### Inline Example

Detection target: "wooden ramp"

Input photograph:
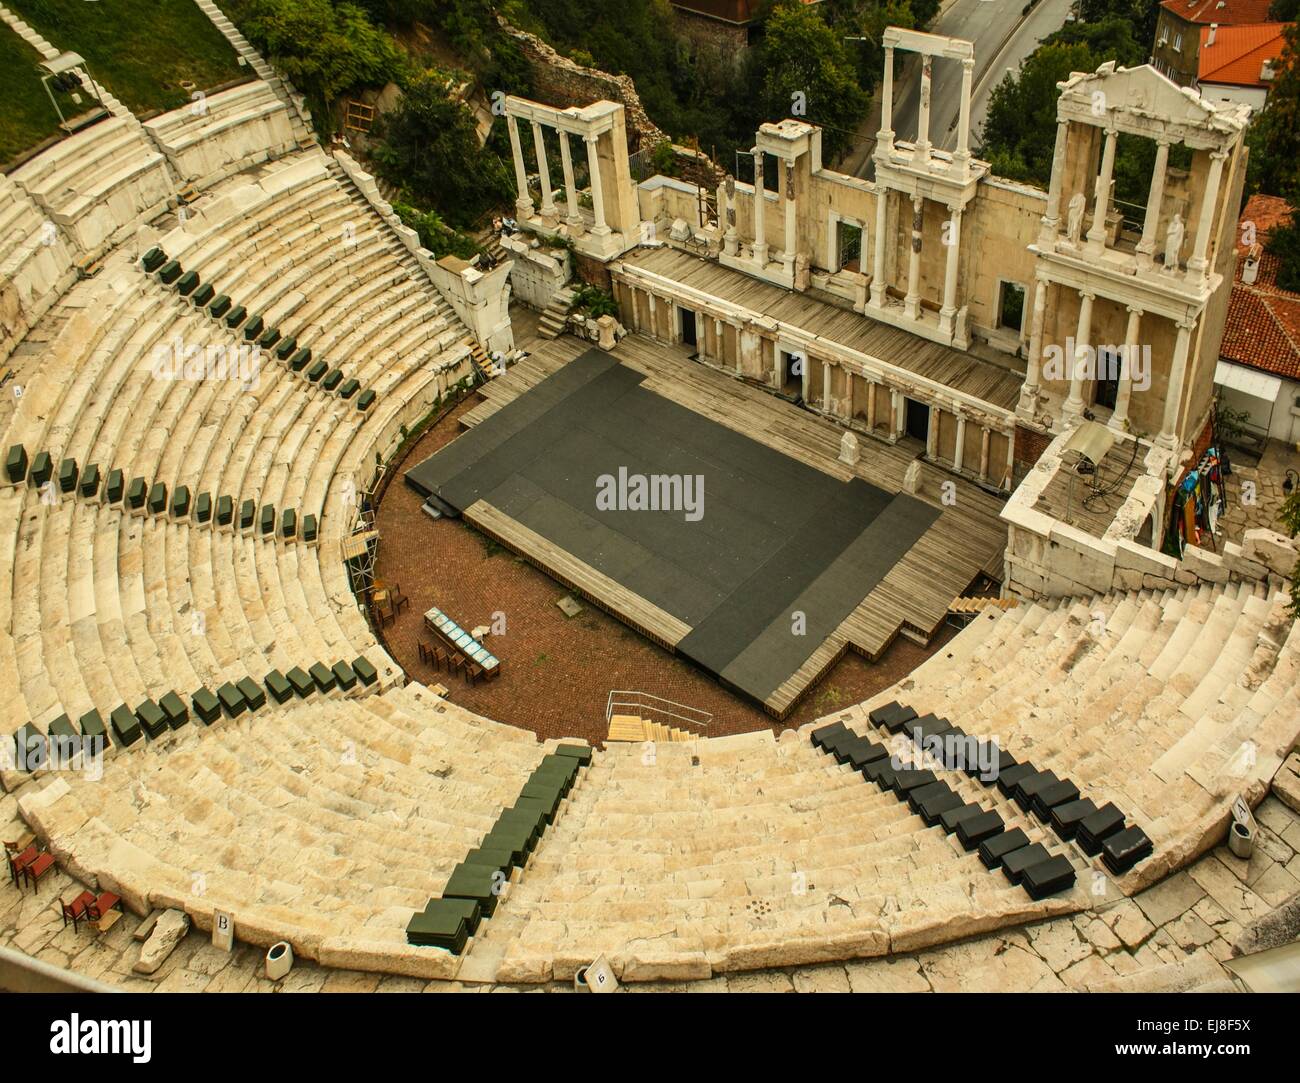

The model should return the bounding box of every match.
[606,714,698,743]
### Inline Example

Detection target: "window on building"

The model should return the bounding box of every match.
[1173,31,1182,50]
[997,282,1026,332]
[1160,25,1168,45]
[836,220,863,273]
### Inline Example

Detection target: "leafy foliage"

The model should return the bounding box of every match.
[390,199,482,259]
[571,283,618,319]
[756,0,868,161]
[1245,25,1300,202]
[372,68,513,227]
[1266,209,1300,293]
[227,0,403,131]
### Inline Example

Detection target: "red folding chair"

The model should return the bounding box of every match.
[23,851,55,891]
[61,890,96,929]
[87,891,122,921]
[8,844,37,888]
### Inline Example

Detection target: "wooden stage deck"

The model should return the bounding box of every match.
[458,332,1009,718]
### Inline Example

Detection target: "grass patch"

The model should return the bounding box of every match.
[0,25,63,164]
[7,0,246,115]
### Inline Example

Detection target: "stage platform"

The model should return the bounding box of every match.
[407,338,1007,717]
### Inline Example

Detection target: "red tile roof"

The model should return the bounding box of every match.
[1198,22,1289,86]
[1222,196,1300,380]
[1160,0,1277,26]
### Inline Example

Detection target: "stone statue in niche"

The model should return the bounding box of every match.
[1164,212,1184,270]
[1066,193,1086,244]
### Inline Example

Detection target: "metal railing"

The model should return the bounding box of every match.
[605,690,712,730]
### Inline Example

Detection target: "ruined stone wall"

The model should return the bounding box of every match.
[499,17,725,190]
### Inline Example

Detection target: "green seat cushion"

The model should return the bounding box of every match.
[141,247,167,272]
[405,900,470,953]
[259,504,275,535]
[288,348,311,372]
[79,463,100,498]
[208,294,231,319]
[135,699,168,739]
[238,499,255,530]
[191,282,215,307]
[286,666,314,698]
[216,681,246,718]
[305,359,328,383]
[110,704,142,747]
[321,367,343,392]
[510,795,555,826]
[192,688,221,725]
[126,476,147,508]
[13,723,45,771]
[194,491,212,523]
[175,270,200,296]
[337,378,360,400]
[302,514,318,543]
[275,336,297,361]
[356,389,376,412]
[462,844,518,875]
[57,457,78,493]
[554,744,593,766]
[243,314,264,340]
[147,482,168,514]
[29,451,52,488]
[281,508,297,539]
[216,494,234,525]
[236,676,267,711]
[105,468,124,504]
[159,691,189,729]
[224,304,247,329]
[442,863,501,917]
[264,669,292,704]
[78,709,108,744]
[331,660,356,691]
[258,327,281,349]
[309,662,336,693]
[157,259,182,284]
[171,485,191,519]
[352,655,377,685]
[5,444,27,484]
[47,714,77,739]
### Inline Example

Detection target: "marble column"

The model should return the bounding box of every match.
[979,426,991,482]
[915,56,933,164]
[782,161,797,278]
[1158,318,1196,449]
[1136,139,1169,266]
[559,131,582,230]
[926,406,939,459]
[954,413,967,472]
[751,147,768,267]
[938,205,962,337]
[1110,306,1142,431]
[1063,290,1095,419]
[878,46,896,154]
[532,121,556,220]
[1017,276,1048,418]
[1087,127,1119,247]
[904,195,923,321]
[1040,120,1069,243]
[1189,150,1228,276]
[584,134,609,235]
[867,378,877,432]
[870,188,889,308]
[507,114,533,217]
[955,57,974,172]
[890,387,903,440]
[822,360,833,413]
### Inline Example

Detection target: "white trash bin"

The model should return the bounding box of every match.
[266,941,294,981]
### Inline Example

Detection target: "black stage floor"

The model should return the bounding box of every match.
[406,350,938,705]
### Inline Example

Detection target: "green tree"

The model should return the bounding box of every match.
[229,0,403,131]
[372,68,513,226]
[1246,24,1300,201]
[757,0,868,161]
[1266,208,1300,292]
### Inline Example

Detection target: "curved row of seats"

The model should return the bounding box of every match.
[1,147,480,773]
[864,579,1298,889]
[18,683,551,976]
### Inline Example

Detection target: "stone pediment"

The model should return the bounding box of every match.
[1056,63,1248,147]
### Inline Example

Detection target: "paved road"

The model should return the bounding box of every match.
[849,0,1073,176]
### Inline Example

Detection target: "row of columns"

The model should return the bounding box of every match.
[1042,117,1230,282]
[505,114,610,236]
[1023,276,1192,445]
[749,148,798,275]
[869,192,963,334]
[877,47,975,169]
